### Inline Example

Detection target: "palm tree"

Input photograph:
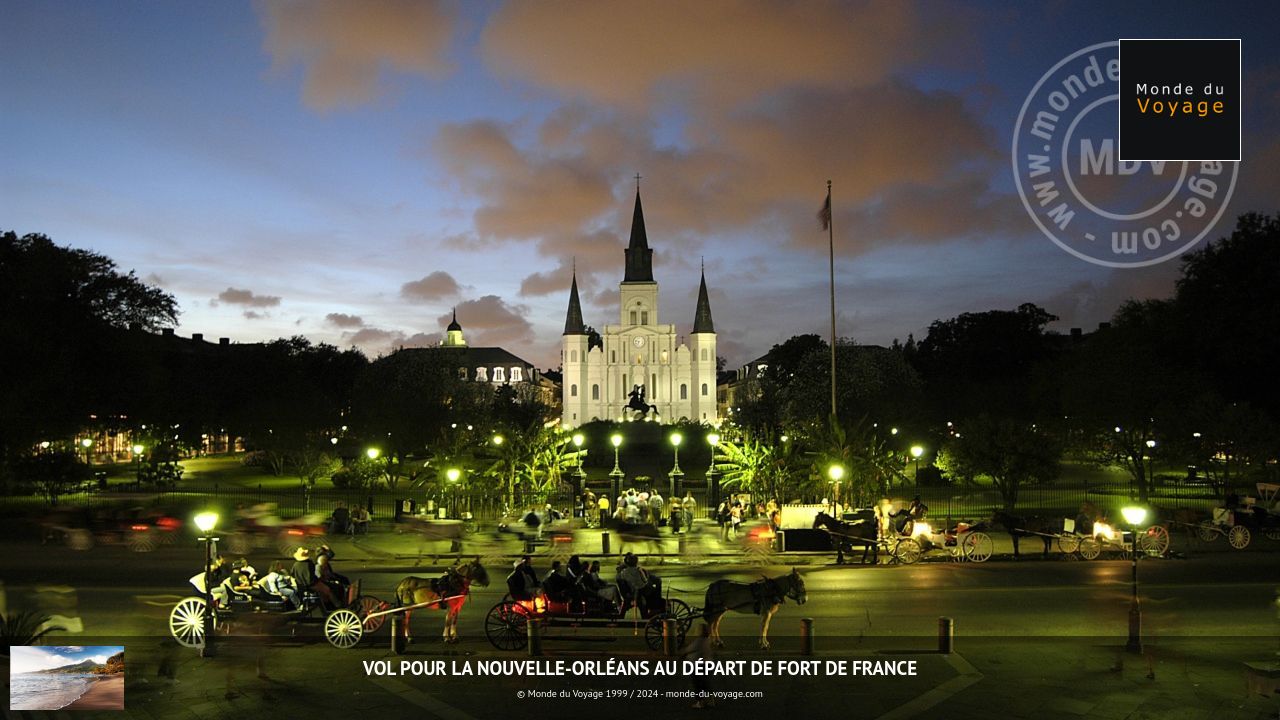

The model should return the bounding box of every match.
[0,611,63,649]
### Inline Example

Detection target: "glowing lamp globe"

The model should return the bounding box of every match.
[707,433,720,447]
[194,512,219,533]
[1121,506,1147,527]
[446,468,461,483]
[572,433,585,447]
[828,465,845,482]
[910,445,924,458]
[670,433,683,447]
[366,447,380,460]
[611,434,622,448]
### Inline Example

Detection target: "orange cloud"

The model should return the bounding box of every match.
[259,0,455,110]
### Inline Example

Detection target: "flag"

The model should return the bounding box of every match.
[818,194,831,230]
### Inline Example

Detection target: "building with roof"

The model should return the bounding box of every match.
[437,309,543,391]
[560,190,718,428]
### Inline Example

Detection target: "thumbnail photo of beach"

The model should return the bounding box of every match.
[8,645,125,710]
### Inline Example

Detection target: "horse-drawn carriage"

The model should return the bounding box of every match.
[484,586,695,652]
[168,579,385,650]
[812,509,994,564]
[992,509,1171,560]
[1167,484,1280,550]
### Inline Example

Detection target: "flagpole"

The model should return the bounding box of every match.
[827,179,837,425]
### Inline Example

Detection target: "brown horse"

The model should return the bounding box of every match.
[394,559,489,644]
[703,568,806,650]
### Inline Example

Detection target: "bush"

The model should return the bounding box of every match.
[241,450,270,468]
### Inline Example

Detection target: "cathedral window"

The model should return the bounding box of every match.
[610,350,616,363]
[630,311,637,324]
[651,374,657,397]
[511,367,522,382]
[680,384,688,400]
[661,350,668,363]
[641,311,649,325]
[571,384,578,397]
[592,384,599,400]
[476,367,488,382]
[622,374,627,390]
[701,383,709,396]
[700,348,708,361]
[571,350,577,362]
[494,367,505,382]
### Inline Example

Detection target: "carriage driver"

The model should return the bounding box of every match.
[506,555,541,601]
[617,553,661,613]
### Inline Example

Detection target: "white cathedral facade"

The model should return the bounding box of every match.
[560,191,719,428]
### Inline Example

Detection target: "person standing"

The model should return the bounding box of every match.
[669,496,683,534]
[649,490,665,527]
[682,491,698,529]
[598,494,610,527]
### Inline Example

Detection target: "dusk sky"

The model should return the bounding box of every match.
[4,1,1277,369]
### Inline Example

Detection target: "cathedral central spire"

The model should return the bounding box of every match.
[563,270,586,335]
[623,190,654,282]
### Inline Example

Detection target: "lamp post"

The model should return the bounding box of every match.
[131,444,145,487]
[1121,505,1147,654]
[910,445,924,495]
[366,447,380,460]
[669,432,684,498]
[609,434,624,501]
[1144,439,1156,492]
[80,438,93,466]
[193,511,219,658]
[446,468,461,519]
[828,464,845,515]
[572,433,586,500]
[707,433,721,508]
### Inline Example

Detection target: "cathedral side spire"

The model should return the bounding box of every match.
[693,269,714,334]
[623,190,654,282]
[563,270,586,335]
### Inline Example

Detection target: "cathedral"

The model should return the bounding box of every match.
[560,190,718,428]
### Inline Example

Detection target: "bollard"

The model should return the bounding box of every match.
[390,615,407,655]
[938,616,954,654]
[776,530,786,553]
[602,531,611,555]
[677,534,687,556]
[800,617,814,655]
[524,538,535,555]
[663,618,679,656]
[527,618,542,657]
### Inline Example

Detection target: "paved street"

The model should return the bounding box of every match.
[3,526,1279,719]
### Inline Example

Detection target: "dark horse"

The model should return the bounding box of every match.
[625,385,659,421]
[990,510,1055,559]
[394,558,489,643]
[704,568,806,649]
[813,511,880,564]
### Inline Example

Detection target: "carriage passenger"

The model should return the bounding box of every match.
[584,560,621,608]
[317,554,348,606]
[257,561,301,609]
[543,561,572,602]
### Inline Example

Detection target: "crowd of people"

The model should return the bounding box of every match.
[505,552,662,615]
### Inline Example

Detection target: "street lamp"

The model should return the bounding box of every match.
[707,434,721,507]
[609,433,624,500]
[1121,505,1147,654]
[366,447,380,460]
[571,433,586,499]
[132,444,145,487]
[827,464,845,515]
[493,434,504,446]
[193,511,219,657]
[80,437,93,466]
[669,432,684,497]
[1144,439,1156,489]
[910,445,924,493]
[446,468,461,519]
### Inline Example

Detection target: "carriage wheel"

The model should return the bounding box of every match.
[894,538,922,565]
[325,608,364,648]
[1078,537,1101,560]
[127,530,156,553]
[1265,527,1280,542]
[169,597,208,648]
[1196,524,1218,542]
[1056,534,1081,555]
[226,532,253,556]
[1139,525,1170,557]
[644,612,687,651]
[485,602,528,650]
[355,595,387,633]
[665,598,695,631]
[963,532,994,563]
[1228,525,1251,550]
